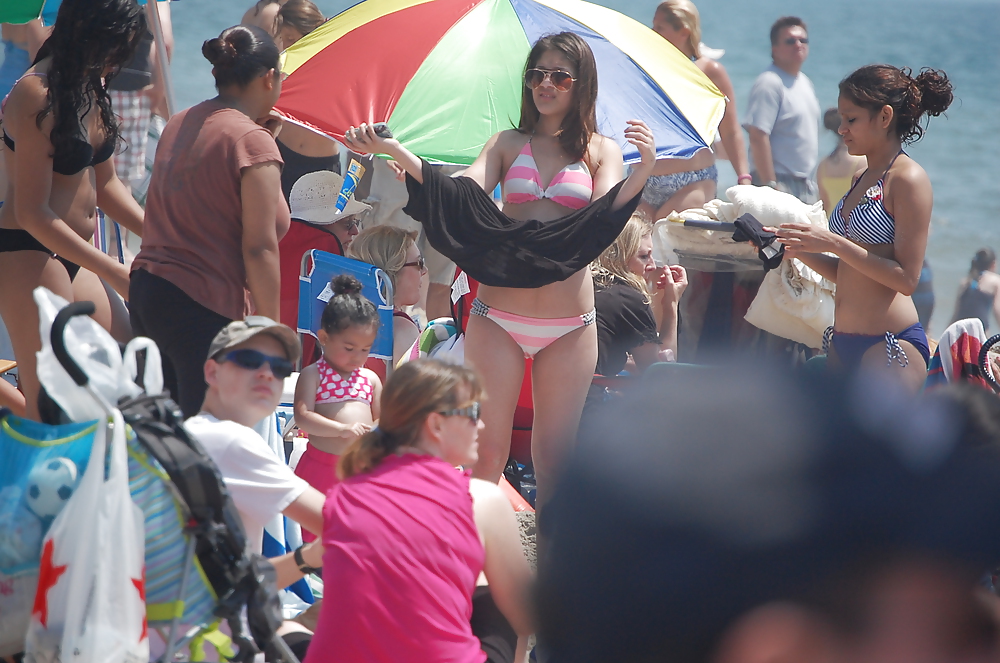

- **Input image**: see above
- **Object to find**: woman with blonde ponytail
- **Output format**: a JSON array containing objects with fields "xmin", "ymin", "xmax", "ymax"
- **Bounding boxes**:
[{"xmin": 307, "ymin": 359, "xmax": 533, "ymax": 663}]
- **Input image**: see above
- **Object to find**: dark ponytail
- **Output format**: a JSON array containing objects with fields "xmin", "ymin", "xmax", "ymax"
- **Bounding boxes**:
[
  {"xmin": 839, "ymin": 64, "xmax": 953, "ymax": 144},
  {"xmin": 202, "ymin": 25, "xmax": 280, "ymax": 90},
  {"xmin": 320, "ymin": 275, "xmax": 379, "ymax": 334},
  {"xmin": 970, "ymin": 248, "xmax": 996, "ymax": 279}
]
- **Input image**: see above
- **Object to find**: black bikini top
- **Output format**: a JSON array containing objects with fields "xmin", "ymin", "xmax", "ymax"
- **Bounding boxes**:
[{"xmin": 2, "ymin": 127, "xmax": 115, "ymax": 176}]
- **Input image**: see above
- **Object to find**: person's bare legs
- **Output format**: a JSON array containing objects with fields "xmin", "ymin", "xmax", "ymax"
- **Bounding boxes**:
[
  {"xmin": 636, "ymin": 179, "xmax": 718, "ymax": 221},
  {"xmin": 530, "ymin": 323, "xmax": 598, "ymax": 507},
  {"xmin": 0, "ymin": 252, "xmax": 74, "ymax": 421},
  {"xmin": 465, "ymin": 314, "xmax": 525, "ymax": 483},
  {"xmin": 72, "ymin": 268, "xmax": 132, "ymax": 343},
  {"xmin": 859, "ymin": 339, "xmax": 928, "ymax": 394}
]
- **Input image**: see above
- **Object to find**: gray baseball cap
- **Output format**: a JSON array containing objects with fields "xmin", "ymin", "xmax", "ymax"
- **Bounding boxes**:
[{"xmin": 207, "ymin": 316, "xmax": 301, "ymax": 364}]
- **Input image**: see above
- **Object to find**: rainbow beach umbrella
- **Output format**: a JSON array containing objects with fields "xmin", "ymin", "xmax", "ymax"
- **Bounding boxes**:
[{"xmin": 277, "ymin": 0, "xmax": 727, "ymax": 165}]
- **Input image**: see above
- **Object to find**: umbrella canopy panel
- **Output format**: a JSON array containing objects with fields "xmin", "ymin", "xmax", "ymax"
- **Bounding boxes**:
[{"xmin": 278, "ymin": 0, "xmax": 726, "ymax": 166}]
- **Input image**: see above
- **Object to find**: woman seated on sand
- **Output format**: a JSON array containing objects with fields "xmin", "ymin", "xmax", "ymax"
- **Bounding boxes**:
[
  {"xmin": 776, "ymin": 64, "xmax": 953, "ymax": 392},
  {"xmin": 303, "ymin": 359, "xmax": 533, "ymax": 663},
  {"xmin": 593, "ymin": 214, "xmax": 688, "ymax": 377}
]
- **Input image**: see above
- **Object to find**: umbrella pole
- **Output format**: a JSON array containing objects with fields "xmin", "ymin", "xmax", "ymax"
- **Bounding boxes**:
[{"xmin": 146, "ymin": 0, "xmax": 176, "ymax": 118}]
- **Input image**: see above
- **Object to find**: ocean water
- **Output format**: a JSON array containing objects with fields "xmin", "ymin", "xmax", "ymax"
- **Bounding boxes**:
[{"xmin": 167, "ymin": 0, "xmax": 999, "ymax": 336}]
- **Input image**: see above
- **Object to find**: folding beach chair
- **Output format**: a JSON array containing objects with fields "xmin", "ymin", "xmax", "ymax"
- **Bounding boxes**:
[{"xmin": 297, "ymin": 249, "xmax": 394, "ymax": 370}]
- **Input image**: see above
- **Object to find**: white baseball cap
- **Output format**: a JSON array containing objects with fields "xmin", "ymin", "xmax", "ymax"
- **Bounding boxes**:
[{"xmin": 289, "ymin": 170, "xmax": 372, "ymax": 225}]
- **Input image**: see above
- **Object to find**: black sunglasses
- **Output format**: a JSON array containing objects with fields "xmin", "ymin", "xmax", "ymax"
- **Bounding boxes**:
[
  {"xmin": 783, "ymin": 37, "xmax": 809, "ymax": 45},
  {"xmin": 524, "ymin": 68, "xmax": 576, "ymax": 91},
  {"xmin": 439, "ymin": 402, "xmax": 481, "ymax": 423},
  {"xmin": 219, "ymin": 349, "xmax": 294, "ymax": 379}
]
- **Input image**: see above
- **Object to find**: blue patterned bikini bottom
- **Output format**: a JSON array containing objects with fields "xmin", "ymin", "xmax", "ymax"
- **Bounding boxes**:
[{"xmin": 641, "ymin": 164, "xmax": 718, "ymax": 209}]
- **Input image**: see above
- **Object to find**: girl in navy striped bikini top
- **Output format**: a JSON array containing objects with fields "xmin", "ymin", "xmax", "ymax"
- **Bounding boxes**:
[{"xmin": 828, "ymin": 151, "xmax": 904, "ymax": 245}]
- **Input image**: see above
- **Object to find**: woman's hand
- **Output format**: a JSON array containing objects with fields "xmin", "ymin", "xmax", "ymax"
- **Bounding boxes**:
[
  {"xmin": 625, "ymin": 119, "xmax": 656, "ymax": 172},
  {"xmin": 344, "ymin": 123, "xmax": 399, "ymax": 157},
  {"xmin": 386, "ymin": 160, "xmax": 406, "ymax": 182},
  {"xmin": 775, "ymin": 223, "xmax": 841, "ymax": 256},
  {"xmin": 106, "ymin": 263, "xmax": 132, "ymax": 301},
  {"xmin": 653, "ymin": 264, "xmax": 688, "ymax": 305},
  {"xmin": 256, "ymin": 109, "xmax": 285, "ymax": 139}
]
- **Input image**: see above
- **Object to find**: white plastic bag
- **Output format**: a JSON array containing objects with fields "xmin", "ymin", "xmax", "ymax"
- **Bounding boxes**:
[
  {"xmin": 34, "ymin": 288, "xmax": 163, "ymax": 420},
  {"xmin": 24, "ymin": 409, "xmax": 148, "ymax": 663}
]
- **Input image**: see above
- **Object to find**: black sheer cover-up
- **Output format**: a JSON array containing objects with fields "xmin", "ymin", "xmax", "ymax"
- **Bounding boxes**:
[{"xmin": 403, "ymin": 159, "xmax": 641, "ymax": 288}]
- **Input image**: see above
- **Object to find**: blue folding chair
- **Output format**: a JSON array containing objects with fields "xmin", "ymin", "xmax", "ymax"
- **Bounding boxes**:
[{"xmin": 297, "ymin": 249, "xmax": 394, "ymax": 369}]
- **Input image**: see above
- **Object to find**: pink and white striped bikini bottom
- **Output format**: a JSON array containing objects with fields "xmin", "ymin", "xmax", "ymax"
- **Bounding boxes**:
[{"xmin": 470, "ymin": 297, "xmax": 596, "ymax": 358}]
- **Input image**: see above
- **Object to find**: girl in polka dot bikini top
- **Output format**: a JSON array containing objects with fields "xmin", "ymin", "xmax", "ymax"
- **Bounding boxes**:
[{"xmin": 293, "ymin": 276, "xmax": 383, "ymax": 531}]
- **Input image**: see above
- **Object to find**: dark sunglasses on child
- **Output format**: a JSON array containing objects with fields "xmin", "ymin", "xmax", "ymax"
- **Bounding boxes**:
[
  {"xmin": 219, "ymin": 349, "xmax": 294, "ymax": 379},
  {"xmin": 524, "ymin": 68, "xmax": 576, "ymax": 91},
  {"xmin": 438, "ymin": 402, "xmax": 481, "ymax": 423}
]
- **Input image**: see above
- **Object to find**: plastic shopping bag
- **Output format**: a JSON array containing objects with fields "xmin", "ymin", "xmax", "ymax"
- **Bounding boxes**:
[{"xmin": 24, "ymin": 410, "xmax": 148, "ymax": 663}]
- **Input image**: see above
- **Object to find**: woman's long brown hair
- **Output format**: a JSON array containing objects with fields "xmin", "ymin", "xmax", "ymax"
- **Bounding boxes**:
[{"xmin": 517, "ymin": 32, "xmax": 599, "ymax": 164}]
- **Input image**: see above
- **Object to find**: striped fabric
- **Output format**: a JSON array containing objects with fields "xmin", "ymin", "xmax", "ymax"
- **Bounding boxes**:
[
  {"xmin": 471, "ymin": 297, "xmax": 595, "ymax": 357},
  {"xmin": 503, "ymin": 140, "xmax": 593, "ymax": 210},
  {"xmin": 127, "ymin": 438, "xmax": 216, "ymax": 630},
  {"xmin": 828, "ymin": 178, "xmax": 896, "ymax": 245}
]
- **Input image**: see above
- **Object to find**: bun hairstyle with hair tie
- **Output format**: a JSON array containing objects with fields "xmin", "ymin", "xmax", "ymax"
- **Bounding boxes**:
[
  {"xmin": 320, "ymin": 275, "xmax": 380, "ymax": 335},
  {"xmin": 338, "ymin": 360, "xmax": 484, "ymax": 478},
  {"xmin": 839, "ymin": 64, "xmax": 954, "ymax": 144},
  {"xmin": 202, "ymin": 25, "xmax": 280, "ymax": 90}
]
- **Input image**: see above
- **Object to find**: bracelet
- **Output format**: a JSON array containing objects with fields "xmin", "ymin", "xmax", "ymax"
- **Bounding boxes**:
[
  {"xmin": 294, "ymin": 545, "xmax": 321, "ymax": 575},
  {"xmin": 737, "ymin": 173, "xmax": 752, "ymax": 183}
]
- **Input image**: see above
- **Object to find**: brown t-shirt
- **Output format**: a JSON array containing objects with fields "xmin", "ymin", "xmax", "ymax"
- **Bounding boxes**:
[{"xmin": 133, "ymin": 100, "xmax": 288, "ymax": 320}]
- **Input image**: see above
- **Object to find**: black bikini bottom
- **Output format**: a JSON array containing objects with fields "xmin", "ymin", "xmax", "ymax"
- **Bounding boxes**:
[{"xmin": 0, "ymin": 227, "xmax": 81, "ymax": 280}]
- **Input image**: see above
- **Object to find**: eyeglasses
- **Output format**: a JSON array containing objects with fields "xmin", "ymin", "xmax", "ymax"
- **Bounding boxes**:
[
  {"xmin": 524, "ymin": 68, "xmax": 577, "ymax": 91},
  {"xmin": 219, "ymin": 349, "xmax": 294, "ymax": 379},
  {"xmin": 402, "ymin": 257, "xmax": 426, "ymax": 272},
  {"xmin": 335, "ymin": 218, "xmax": 360, "ymax": 231},
  {"xmin": 438, "ymin": 402, "xmax": 481, "ymax": 423},
  {"xmin": 783, "ymin": 37, "xmax": 809, "ymax": 45}
]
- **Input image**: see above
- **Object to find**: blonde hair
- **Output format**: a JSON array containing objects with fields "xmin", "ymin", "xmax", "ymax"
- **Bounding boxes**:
[
  {"xmin": 592, "ymin": 214, "xmax": 653, "ymax": 296},
  {"xmin": 338, "ymin": 360, "xmax": 484, "ymax": 478},
  {"xmin": 348, "ymin": 225, "xmax": 418, "ymax": 295},
  {"xmin": 655, "ymin": 0, "xmax": 702, "ymax": 59},
  {"xmin": 277, "ymin": 0, "xmax": 324, "ymax": 38}
]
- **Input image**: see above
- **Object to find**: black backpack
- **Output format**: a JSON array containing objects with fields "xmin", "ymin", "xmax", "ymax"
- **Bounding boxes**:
[{"xmin": 118, "ymin": 393, "xmax": 290, "ymax": 663}]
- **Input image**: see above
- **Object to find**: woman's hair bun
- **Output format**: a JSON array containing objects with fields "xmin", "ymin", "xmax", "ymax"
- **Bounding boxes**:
[
  {"xmin": 331, "ymin": 274, "xmax": 364, "ymax": 296},
  {"xmin": 202, "ymin": 36, "xmax": 237, "ymax": 67},
  {"xmin": 914, "ymin": 68, "xmax": 953, "ymax": 117}
]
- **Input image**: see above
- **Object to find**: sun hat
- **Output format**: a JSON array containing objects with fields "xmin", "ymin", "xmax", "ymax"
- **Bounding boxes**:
[
  {"xmin": 207, "ymin": 316, "xmax": 301, "ymax": 363},
  {"xmin": 289, "ymin": 170, "xmax": 372, "ymax": 224}
]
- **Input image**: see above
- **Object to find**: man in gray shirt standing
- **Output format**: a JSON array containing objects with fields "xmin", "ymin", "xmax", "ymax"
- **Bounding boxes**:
[{"xmin": 744, "ymin": 16, "xmax": 821, "ymax": 203}]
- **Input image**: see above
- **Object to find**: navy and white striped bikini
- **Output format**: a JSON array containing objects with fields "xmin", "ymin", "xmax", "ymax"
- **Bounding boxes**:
[{"xmin": 823, "ymin": 151, "xmax": 930, "ymax": 369}]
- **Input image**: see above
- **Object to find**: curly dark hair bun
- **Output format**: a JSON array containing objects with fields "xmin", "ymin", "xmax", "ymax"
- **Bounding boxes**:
[
  {"xmin": 914, "ymin": 68, "xmax": 953, "ymax": 117},
  {"xmin": 202, "ymin": 25, "xmax": 280, "ymax": 90},
  {"xmin": 331, "ymin": 274, "xmax": 364, "ymax": 296},
  {"xmin": 839, "ymin": 64, "xmax": 953, "ymax": 144}
]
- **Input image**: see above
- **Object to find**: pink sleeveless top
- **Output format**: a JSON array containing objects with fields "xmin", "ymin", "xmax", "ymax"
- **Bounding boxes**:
[
  {"xmin": 315, "ymin": 357, "xmax": 374, "ymax": 405},
  {"xmin": 305, "ymin": 454, "xmax": 486, "ymax": 663}
]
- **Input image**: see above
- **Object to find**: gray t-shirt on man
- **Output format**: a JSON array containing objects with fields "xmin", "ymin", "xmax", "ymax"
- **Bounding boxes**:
[{"xmin": 743, "ymin": 64, "xmax": 821, "ymax": 181}]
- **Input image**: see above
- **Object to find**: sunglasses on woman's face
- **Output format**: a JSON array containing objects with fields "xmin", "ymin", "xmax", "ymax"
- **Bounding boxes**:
[
  {"xmin": 402, "ymin": 257, "xmax": 426, "ymax": 272},
  {"xmin": 219, "ymin": 349, "xmax": 294, "ymax": 379},
  {"xmin": 439, "ymin": 402, "xmax": 482, "ymax": 423},
  {"xmin": 524, "ymin": 68, "xmax": 576, "ymax": 91}
]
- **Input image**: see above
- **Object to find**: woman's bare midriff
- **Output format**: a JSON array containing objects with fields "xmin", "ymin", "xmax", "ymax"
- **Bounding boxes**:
[
  {"xmin": 833, "ymin": 241, "xmax": 919, "ymax": 334},
  {"xmin": 0, "ymin": 167, "xmax": 98, "ymax": 237},
  {"xmin": 309, "ymin": 399, "xmax": 375, "ymax": 455},
  {"xmin": 477, "ymin": 196, "xmax": 597, "ymax": 317},
  {"xmin": 650, "ymin": 147, "xmax": 714, "ymax": 177}
]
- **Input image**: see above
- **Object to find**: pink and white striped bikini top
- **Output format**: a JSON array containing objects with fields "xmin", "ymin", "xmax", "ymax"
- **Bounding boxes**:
[
  {"xmin": 503, "ymin": 140, "xmax": 593, "ymax": 210},
  {"xmin": 316, "ymin": 357, "xmax": 374, "ymax": 405}
]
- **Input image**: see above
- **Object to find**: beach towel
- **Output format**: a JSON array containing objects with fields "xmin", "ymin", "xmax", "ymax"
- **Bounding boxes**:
[{"xmin": 925, "ymin": 318, "xmax": 993, "ymax": 389}]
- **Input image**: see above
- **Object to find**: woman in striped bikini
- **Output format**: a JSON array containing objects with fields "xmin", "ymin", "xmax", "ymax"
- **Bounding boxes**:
[
  {"xmin": 346, "ymin": 32, "xmax": 655, "ymax": 504},
  {"xmin": 776, "ymin": 64, "xmax": 953, "ymax": 392}
]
